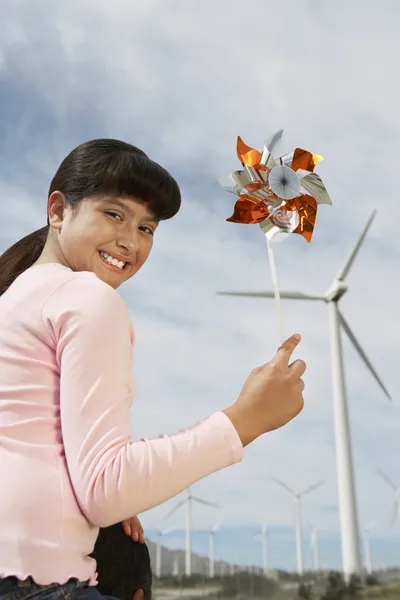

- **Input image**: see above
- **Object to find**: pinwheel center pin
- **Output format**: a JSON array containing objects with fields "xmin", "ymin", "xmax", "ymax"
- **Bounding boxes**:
[{"xmin": 269, "ymin": 165, "xmax": 301, "ymax": 200}]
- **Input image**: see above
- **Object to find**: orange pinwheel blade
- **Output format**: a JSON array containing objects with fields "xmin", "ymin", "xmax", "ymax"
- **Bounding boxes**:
[
  {"xmin": 237, "ymin": 137, "xmax": 263, "ymax": 168},
  {"xmin": 291, "ymin": 148, "xmax": 323, "ymax": 173},
  {"xmin": 286, "ymin": 195, "xmax": 318, "ymax": 243},
  {"xmin": 226, "ymin": 195, "xmax": 271, "ymax": 224}
]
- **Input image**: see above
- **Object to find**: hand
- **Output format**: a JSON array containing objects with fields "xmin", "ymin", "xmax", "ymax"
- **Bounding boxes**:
[
  {"xmin": 121, "ymin": 515, "xmax": 145, "ymax": 544},
  {"xmin": 223, "ymin": 334, "xmax": 305, "ymax": 447}
]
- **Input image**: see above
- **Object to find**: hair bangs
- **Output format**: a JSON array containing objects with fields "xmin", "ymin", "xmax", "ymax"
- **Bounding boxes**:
[{"xmin": 85, "ymin": 151, "xmax": 181, "ymax": 221}]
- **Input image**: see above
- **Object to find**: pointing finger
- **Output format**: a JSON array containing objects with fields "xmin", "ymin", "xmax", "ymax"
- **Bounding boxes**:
[{"xmin": 275, "ymin": 334, "xmax": 301, "ymax": 366}]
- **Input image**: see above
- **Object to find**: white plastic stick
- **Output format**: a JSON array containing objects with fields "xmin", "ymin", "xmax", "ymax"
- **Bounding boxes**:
[{"xmin": 266, "ymin": 237, "xmax": 286, "ymax": 344}]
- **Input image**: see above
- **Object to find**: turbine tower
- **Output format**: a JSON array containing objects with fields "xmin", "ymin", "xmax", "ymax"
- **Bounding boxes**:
[
  {"xmin": 208, "ymin": 520, "xmax": 222, "ymax": 578},
  {"xmin": 217, "ymin": 210, "xmax": 391, "ymax": 579},
  {"xmin": 163, "ymin": 487, "xmax": 218, "ymax": 577},
  {"xmin": 253, "ymin": 524, "xmax": 269, "ymax": 575},
  {"xmin": 362, "ymin": 522, "xmax": 375, "ymax": 575},
  {"xmin": 272, "ymin": 477, "xmax": 324, "ymax": 575},
  {"xmin": 306, "ymin": 520, "xmax": 321, "ymax": 572},
  {"xmin": 155, "ymin": 527, "xmax": 176, "ymax": 579},
  {"xmin": 172, "ymin": 554, "xmax": 179, "ymax": 577}
]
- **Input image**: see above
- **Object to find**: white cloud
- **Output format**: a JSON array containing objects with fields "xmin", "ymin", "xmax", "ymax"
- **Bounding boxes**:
[{"xmin": 1, "ymin": 0, "xmax": 399, "ymax": 570}]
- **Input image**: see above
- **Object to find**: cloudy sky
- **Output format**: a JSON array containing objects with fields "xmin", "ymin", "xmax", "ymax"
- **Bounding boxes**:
[{"xmin": 1, "ymin": 0, "xmax": 399, "ymax": 572}]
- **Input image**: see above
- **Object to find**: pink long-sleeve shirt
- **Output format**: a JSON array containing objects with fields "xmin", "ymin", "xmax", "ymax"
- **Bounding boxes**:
[{"xmin": 0, "ymin": 263, "xmax": 243, "ymax": 586}]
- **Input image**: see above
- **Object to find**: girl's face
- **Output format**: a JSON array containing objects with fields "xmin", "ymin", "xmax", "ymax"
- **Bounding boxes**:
[{"xmin": 48, "ymin": 193, "xmax": 158, "ymax": 288}]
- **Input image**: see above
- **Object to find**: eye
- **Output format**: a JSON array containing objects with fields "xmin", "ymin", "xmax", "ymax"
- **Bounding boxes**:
[
  {"xmin": 105, "ymin": 211, "xmax": 123, "ymax": 222},
  {"xmin": 140, "ymin": 226, "xmax": 154, "ymax": 236}
]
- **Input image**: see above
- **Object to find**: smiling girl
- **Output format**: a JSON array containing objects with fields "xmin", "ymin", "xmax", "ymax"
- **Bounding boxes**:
[{"xmin": 0, "ymin": 139, "xmax": 305, "ymax": 600}]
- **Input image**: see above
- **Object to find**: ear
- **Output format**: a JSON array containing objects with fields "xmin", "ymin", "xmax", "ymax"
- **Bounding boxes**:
[
  {"xmin": 48, "ymin": 191, "xmax": 68, "ymax": 231},
  {"xmin": 132, "ymin": 588, "xmax": 144, "ymax": 600}
]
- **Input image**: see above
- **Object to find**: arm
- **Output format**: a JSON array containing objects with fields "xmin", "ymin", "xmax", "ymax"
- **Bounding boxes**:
[{"xmin": 43, "ymin": 274, "xmax": 243, "ymax": 527}]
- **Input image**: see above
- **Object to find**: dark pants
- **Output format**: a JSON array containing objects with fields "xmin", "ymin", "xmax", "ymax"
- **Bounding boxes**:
[{"xmin": 0, "ymin": 576, "xmax": 119, "ymax": 600}]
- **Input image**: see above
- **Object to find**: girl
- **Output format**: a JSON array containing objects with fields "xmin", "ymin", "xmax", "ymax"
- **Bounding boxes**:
[{"xmin": 0, "ymin": 139, "xmax": 305, "ymax": 600}]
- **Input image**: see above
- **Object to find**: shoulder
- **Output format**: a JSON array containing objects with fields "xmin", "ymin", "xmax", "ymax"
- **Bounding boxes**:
[{"xmin": 42, "ymin": 270, "xmax": 131, "ymax": 331}]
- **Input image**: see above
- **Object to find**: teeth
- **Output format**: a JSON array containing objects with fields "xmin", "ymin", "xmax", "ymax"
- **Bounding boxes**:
[{"xmin": 100, "ymin": 251, "xmax": 126, "ymax": 270}]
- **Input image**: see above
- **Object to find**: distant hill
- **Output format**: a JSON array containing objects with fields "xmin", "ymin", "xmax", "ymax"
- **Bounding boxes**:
[{"xmin": 145, "ymin": 539, "xmax": 250, "ymax": 577}]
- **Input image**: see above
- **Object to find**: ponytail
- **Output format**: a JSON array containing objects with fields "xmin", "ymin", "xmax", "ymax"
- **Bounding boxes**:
[{"xmin": 0, "ymin": 226, "xmax": 49, "ymax": 296}]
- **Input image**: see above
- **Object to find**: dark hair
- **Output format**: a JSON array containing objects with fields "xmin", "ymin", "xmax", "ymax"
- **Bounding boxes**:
[
  {"xmin": 0, "ymin": 138, "xmax": 181, "ymax": 295},
  {"xmin": 90, "ymin": 523, "xmax": 152, "ymax": 600}
]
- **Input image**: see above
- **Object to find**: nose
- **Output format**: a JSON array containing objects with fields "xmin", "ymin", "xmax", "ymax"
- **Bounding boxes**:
[{"xmin": 116, "ymin": 232, "xmax": 139, "ymax": 257}]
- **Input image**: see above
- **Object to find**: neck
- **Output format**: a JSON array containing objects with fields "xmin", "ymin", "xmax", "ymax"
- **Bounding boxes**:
[{"xmin": 32, "ymin": 237, "xmax": 69, "ymax": 269}]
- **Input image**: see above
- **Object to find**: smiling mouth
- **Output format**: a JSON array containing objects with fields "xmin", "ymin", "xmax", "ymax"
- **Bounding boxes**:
[{"xmin": 98, "ymin": 251, "xmax": 129, "ymax": 272}]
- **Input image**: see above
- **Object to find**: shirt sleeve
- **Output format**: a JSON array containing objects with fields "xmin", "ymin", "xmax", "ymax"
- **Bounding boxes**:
[{"xmin": 41, "ymin": 274, "xmax": 243, "ymax": 527}]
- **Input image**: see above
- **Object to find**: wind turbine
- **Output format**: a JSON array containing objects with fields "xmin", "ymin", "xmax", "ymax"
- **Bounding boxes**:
[
  {"xmin": 253, "ymin": 524, "xmax": 269, "ymax": 575},
  {"xmin": 272, "ymin": 477, "xmax": 324, "ymax": 575},
  {"xmin": 163, "ymin": 487, "xmax": 218, "ymax": 577},
  {"xmin": 208, "ymin": 520, "xmax": 222, "ymax": 578},
  {"xmin": 172, "ymin": 553, "xmax": 179, "ymax": 577},
  {"xmin": 155, "ymin": 527, "xmax": 176, "ymax": 579},
  {"xmin": 217, "ymin": 210, "xmax": 391, "ymax": 580},
  {"xmin": 195, "ymin": 519, "xmax": 222, "ymax": 578},
  {"xmin": 377, "ymin": 470, "xmax": 400, "ymax": 526},
  {"xmin": 362, "ymin": 522, "xmax": 375, "ymax": 575},
  {"xmin": 306, "ymin": 519, "xmax": 320, "ymax": 572}
]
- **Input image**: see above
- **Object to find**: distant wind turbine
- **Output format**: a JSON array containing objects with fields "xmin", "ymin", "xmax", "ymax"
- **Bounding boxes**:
[
  {"xmin": 363, "ymin": 522, "xmax": 375, "ymax": 575},
  {"xmin": 163, "ymin": 487, "xmax": 218, "ymax": 577},
  {"xmin": 172, "ymin": 554, "xmax": 179, "ymax": 577},
  {"xmin": 253, "ymin": 524, "xmax": 269, "ymax": 575},
  {"xmin": 196, "ymin": 519, "xmax": 222, "ymax": 578},
  {"xmin": 306, "ymin": 519, "xmax": 321, "ymax": 572},
  {"xmin": 377, "ymin": 469, "xmax": 400, "ymax": 526},
  {"xmin": 208, "ymin": 520, "xmax": 222, "ymax": 578},
  {"xmin": 272, "ymin": 476, "xmax": 324, "ymax": 575},
  {"xmin": 217, "ymin": 210, "xmax": 391, "ymax": 580},
  {"xmin": 155, "ymin": 527, "xmax": 176, "ymax": 579}
]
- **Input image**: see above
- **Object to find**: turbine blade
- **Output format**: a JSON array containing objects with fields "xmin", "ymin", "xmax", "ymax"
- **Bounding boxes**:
[
  {"xmin": 217, "ymin": 291, "xmax": 324, "ymax": 301},
  {"xmin": 271, "ymin": 475, "xmax": 295, "ymax": 495},
  {"xmin": 192, "ymin": 496, "xmax": 219, "ymax": 509},
  {"xmin": 300, "ymin": 481, "xmax": 325, "ymax": 497},
  {"xmin": 377, "ymin": 469, "xmax": 398, "ymax": 492},
  {"xmin": 336, "ymin": 210, "xmax": 377, "ymax": 281},
  {"xmin": 163, "ymin": 499, "xmax": 186, "ymax": 521},
  {"xmin": 339, "ymin": 311, "xmax": 392, "ymax": 401}
]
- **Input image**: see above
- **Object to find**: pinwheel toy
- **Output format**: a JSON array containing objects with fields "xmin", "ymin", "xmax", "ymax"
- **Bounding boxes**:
[{"xmin": 221, "ymin": 129, "xmax": 332, "ymax": 342}]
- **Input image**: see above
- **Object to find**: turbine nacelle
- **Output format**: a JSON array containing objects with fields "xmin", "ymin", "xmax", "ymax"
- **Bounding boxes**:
[{"xmin": 324, "ymin": 279, "xmax": 348, "ymax": 303}]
